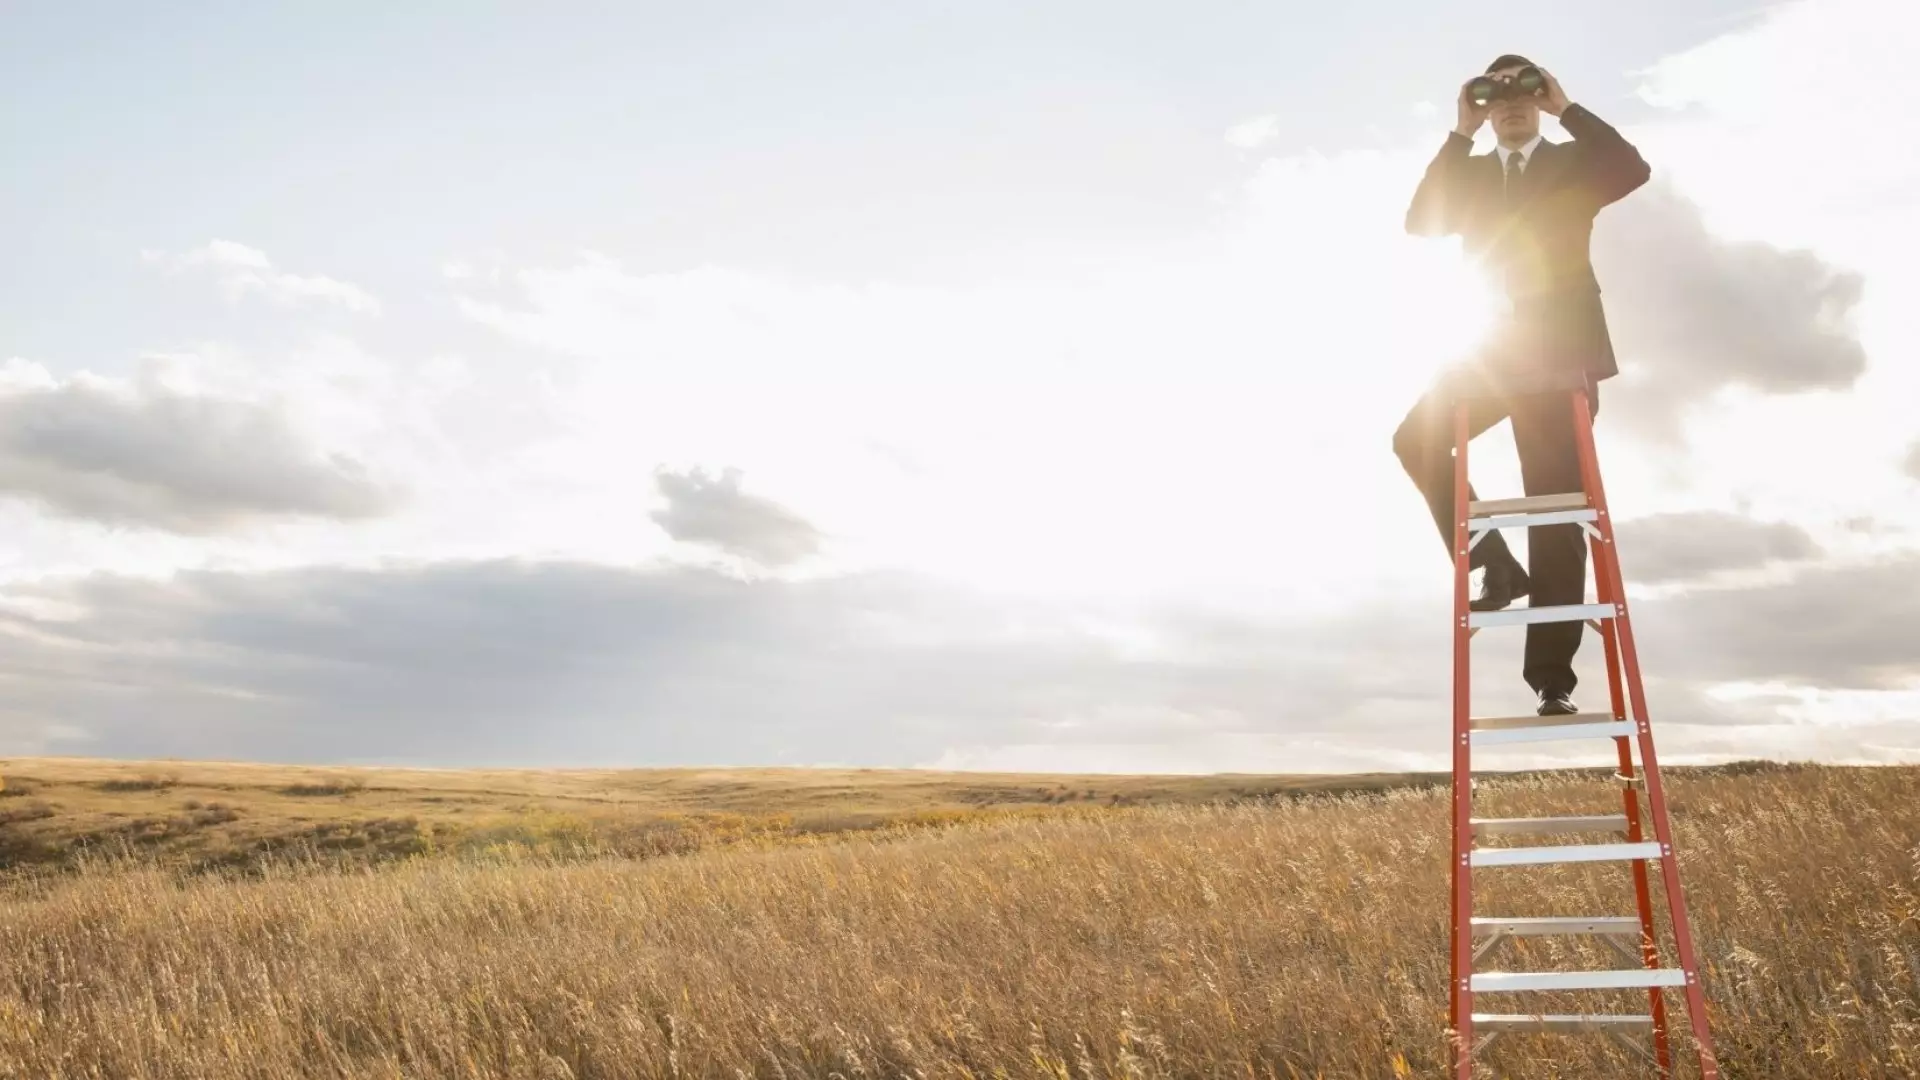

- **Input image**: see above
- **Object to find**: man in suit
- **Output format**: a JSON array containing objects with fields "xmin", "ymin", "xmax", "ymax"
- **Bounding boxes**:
[{"xmin": 1393, "ymin": 55, "xmax": 1651, "ymax": 716}]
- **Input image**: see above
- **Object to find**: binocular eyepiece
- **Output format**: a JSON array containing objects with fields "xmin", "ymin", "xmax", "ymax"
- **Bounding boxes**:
[{"xmin": 1469, "ymin": 66, "xmax": 1546, "ymax": 106}]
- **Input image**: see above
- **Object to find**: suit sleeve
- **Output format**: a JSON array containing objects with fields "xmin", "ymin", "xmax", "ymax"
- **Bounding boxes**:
[
  {"xmin": 1559, "ymin": 103, "xmax": 1651, "ymax": 208},
  {"xmin": 1404, "ymin": 131, "xmax": 1476, "ymax": 236}
]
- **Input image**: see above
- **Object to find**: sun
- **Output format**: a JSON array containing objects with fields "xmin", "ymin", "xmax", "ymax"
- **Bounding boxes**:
[{"xmin": 1391, "ymin": 241, "xmax": 1507, "ymax": 384}]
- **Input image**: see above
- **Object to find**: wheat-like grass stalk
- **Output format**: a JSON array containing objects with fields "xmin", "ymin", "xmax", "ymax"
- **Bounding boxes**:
[{"xmin": 0, "ymin": 763, "xmax": 1910, "ymax": 1078}]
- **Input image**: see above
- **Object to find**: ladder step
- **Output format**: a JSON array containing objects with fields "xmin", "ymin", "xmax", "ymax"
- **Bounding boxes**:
[
  {"xmin": 1471, "ymin": 916, "xmax": 1643, "ymax": 937},
  {"xmin": 1468, "ymin": 602, "xmax": 1616, "ymax": 629},
  {"xmin": 1471, "ymin": 1013, "xmax": 1656, "ymax": 1033},
  {"xmin": 1469, "ymin": 507, "xmax": 1599, "ymax": 535},
  {"xmin": 1472, "ymin": 840, "xmax": 1663, "ymax": 868},
  {"xmin": 1468, "ymin": 493, "xmax": 1590, "ymax": 517},
  {"xmin": 1472, "ymin": 815, "xmax": 1629, "ymax": 837},
  {"xmin": 1472, "ymin": 720, "xmax": 1636, "ymax": 746},
  {"xmin": 1473, "ymin": 969, "xmax": 1687, "ymax": 992}
]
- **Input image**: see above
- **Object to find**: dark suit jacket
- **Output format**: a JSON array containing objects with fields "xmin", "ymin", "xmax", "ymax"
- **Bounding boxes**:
[{"xmin": 1406, "ymin": 105, "xmax": 1650, "ymax": 384}]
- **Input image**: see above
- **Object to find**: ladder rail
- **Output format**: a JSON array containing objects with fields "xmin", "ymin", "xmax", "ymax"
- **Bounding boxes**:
[
  {"xmin": 1448, "ymin": 401, "xmax": 1476, "ymax": 1072},
  {"xmin": 1570, "ymin": 390, "xmax": 1721, "ymax": 1078},
  {"xmin": 1589, "ymin": 521, "xmax": 1674, "ymax": 1072}
]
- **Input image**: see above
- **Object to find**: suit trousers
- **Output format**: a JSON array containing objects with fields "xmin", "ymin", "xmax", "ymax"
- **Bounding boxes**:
[{"xmin": 1392, "ymin": 361, "xmax": 1598, "ymax": 696}]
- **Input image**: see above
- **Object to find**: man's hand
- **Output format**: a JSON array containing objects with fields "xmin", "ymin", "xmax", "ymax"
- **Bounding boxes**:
[
  {"xmin": 1454, "ymin": 78, "xmax": 1490, "ymax": 138},
  {"xmin": 1536, "ymin": 68, "xmax": 1572, "ymax": 117}
]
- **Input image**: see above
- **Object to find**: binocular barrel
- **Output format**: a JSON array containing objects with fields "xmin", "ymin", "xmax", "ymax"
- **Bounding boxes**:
[{"xmin": 1469, "ymin": 66, "xmax": 1546, "ymax": 106}]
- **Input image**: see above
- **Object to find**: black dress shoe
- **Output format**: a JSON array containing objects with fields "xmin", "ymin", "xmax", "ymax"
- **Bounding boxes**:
[
  {"xmin": 1537, "ymin": 690, "xmax": 1578, "ymax": 716},
  {"xmin": 1470, "ymin": 560, "xmax": 1532, "ymax": 612}
]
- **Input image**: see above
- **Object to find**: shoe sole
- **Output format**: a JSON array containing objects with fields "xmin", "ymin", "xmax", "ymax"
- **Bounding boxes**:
[{"xmin": 1469, "ymin": 591, "xmax": 1532, "ymax": 613}]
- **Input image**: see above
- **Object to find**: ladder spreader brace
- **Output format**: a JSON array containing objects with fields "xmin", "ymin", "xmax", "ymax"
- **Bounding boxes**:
[{"xmin": 1446, "ymin": 386, "xmax": 1720, "ymax": 1078}]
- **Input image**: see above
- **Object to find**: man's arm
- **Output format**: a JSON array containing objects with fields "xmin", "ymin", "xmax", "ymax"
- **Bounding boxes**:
[
  {"xmin": 1533, "ymin": 70, "xmax": 1650, "ymax": 208},
  {"xmin": 1408, "ymin": 81, "xmax": 1491, "ymax": 236},
  {"xmin": 1560, "ymin": 103, "xmax": 1652, "ymax": 207},
  {"xmin": 1405, "ymin": 131, "xmax": 1477, "ymax": 236}
]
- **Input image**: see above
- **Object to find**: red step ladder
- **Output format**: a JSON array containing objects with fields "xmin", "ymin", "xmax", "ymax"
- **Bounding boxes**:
[{"xmin": 1445, "ymin": 384, "xmax": 1718, "ymax": 1077}]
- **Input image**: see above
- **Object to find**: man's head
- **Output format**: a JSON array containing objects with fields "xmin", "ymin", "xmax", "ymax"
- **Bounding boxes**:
[{"xmin": 1484, "ymin": 53, "xmax": 1541, "ymax": 144}]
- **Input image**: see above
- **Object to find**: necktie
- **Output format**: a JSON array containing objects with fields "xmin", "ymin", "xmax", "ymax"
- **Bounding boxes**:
[{"xmin": 1504, "ymin": 151, "xmax": 1526, "ymax": 207}]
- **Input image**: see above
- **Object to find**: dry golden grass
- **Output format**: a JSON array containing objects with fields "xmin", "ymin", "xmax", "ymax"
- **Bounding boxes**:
[
  {"xmin": 0, "ymin": 756, "xmax": 1447, "ymax": 873},
  {"xmin": 0, "ymin": 760, "xmax": 1911, "ymax": 1078}
]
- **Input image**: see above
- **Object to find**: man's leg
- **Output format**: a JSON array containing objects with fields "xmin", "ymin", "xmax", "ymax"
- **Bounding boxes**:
[
  {"xmin": 1392, "ymin": 364, "xmax": 1520, "ymax": 575},
  {"xmin": 1509, "ymin": 382, "xmax": 1600, "ymax": 700}
]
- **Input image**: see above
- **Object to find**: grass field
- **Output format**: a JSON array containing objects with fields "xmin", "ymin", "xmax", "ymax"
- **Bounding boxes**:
[
  {"xmin": 0, "ymin": 756, "xmax": 1451, "ymax": 873},
  {"xmin": 0, "ymin": 757, "xmax": 1912, "ymax": 1078}
]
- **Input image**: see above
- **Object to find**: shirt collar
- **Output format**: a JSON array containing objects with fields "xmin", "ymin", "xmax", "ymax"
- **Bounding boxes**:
[{"xmin": 1495, "ymin": 134, "xmax": 1543, "ymax": 168}]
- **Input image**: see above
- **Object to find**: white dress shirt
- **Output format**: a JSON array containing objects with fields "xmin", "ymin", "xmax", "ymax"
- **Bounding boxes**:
[{"xmin": 1495, "ymin": 134, "xmax": 1543, "ymax": 174}]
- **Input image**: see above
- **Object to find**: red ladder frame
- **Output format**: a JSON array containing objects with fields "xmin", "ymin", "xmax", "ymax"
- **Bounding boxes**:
[{"xmin": 1447, "ymin": 387, "xmax": 1718, "ymax": 1078}]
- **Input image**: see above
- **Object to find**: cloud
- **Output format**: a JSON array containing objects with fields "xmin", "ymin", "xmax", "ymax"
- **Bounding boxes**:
[
  {"xmin": 1224, "ymin": 115, "xmax": 1279, "ymax": 150},
  {"xmin": 1630, "ymin": 0, "xmax": 1920, "ymax": 233},
  {"xmin": 650, "ymin": 467, "xmax": 822, "ymax": 568},
  {"xmin": 0, "ymin": 547, "xmax": 1913, "ymax": 769},
  {"xmin": 1613, "ymin": 510, "xmax": 1821, "ymax": 585},
  {"xmin": 1905, "ymin": 440, "xmax": 1920, "ymax": 482},
  {"xmin": 143, "ymin": 240, "xmax": 380, "ymax": 314},
  {"xmin": 1591, "ymin": 181, "xmax": 1868, "ymax": 444},
  {"xmin": 1634, "ymin": 552, "xmax": 1920, "ymax": 692},
  {"xmin": 0, "ymin": 360, "xmax": 400, "ymax": 534},
  {"xmin": 2, "ymin": 559, "xmax": 1329, "ymax": 767},
  {"xmin": 0, "ymin": 556, "xmax": 1513, "ymax": 770}
]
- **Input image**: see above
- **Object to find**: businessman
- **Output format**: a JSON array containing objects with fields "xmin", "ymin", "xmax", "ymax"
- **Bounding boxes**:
[{"xmin": 1393, "ymin": 55, "xmax": 1650, "ymax": 716}]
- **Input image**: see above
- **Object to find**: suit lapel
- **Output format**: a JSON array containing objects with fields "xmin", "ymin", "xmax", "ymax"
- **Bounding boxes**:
[{"xmin": 1474, "ymin": 150, "xmax": 1504, "ymax": 223}]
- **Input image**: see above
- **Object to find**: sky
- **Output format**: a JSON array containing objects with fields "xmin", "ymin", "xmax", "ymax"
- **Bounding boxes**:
[{"xmin": 1, "ymin": 0, "xmax": 1916, "ymax": 772}]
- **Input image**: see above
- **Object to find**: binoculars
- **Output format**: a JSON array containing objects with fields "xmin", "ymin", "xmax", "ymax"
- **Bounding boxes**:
[{"xmin": 1468, "ymin": 66, "xmax": 1546, "ymax": 106}]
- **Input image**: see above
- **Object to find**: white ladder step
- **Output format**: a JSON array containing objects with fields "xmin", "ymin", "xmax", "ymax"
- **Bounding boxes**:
[
  {"xmin": 1469, "ymin": 506, "xmax": 1599, "ymax": 535},
  {"xmin": 1472, "ymin": 815, "xmax": 1629, "ymax": 838},
  {"xmin": 1473, "ymin": 969, "xmax": 1687, "ymax": 992},
  {"xmin": 1469, "ymin": 602, "xmax": 1616, "ymax": 629},
  {"xmin": 1472, "ymin": 916, "xmax": 1643, "ymax": 937},
  {"xmin": 1472, "ymin": 840, "xmax": 1663, "ymax": 868},
  {"xmin": 1472, "ymin": 719, "xmax": 1636, "ymax": 746},
  {"xmin": 1472, "ymin": 1013, "xmax": 1655, "ymax": 1033},
  {"xmin": 1469, "ymin": 493, "xmax": 1591, "ymax": 517}
]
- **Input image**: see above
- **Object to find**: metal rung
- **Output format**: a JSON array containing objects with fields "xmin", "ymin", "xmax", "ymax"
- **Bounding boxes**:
[
  {"xmin": 1472, "ymin": 916, "xmax": 1643, "ymax": 937},
  {"xmin": 1469, "ymin": 493, "xmax": 1590, "ymax": 517},
  {"xmin": 1472, "ymin": 720, "xmax": 1637, "ymax": 746},
  {"xmin": 1469, "ymin": 507, "xmax": 1599, "ymax": 535},
  {"xmin": 1473, "ymin": 969, "xmax": 1687, "ymax": 992},
  {"xmin": 1472, "ymin": 1013, "xmax": 1655, "ymax": 1033},
  {"xmin": 1469, "ymin": 602, "xmax": 1616, "ymax": 629},
  {"xmin": 1472, "ymin": 815, "xmax": 1629, "ymax": 837},
  {"xmin": 1472, "ymin": 840, "xmax": 1663, "ymax": 867}
]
